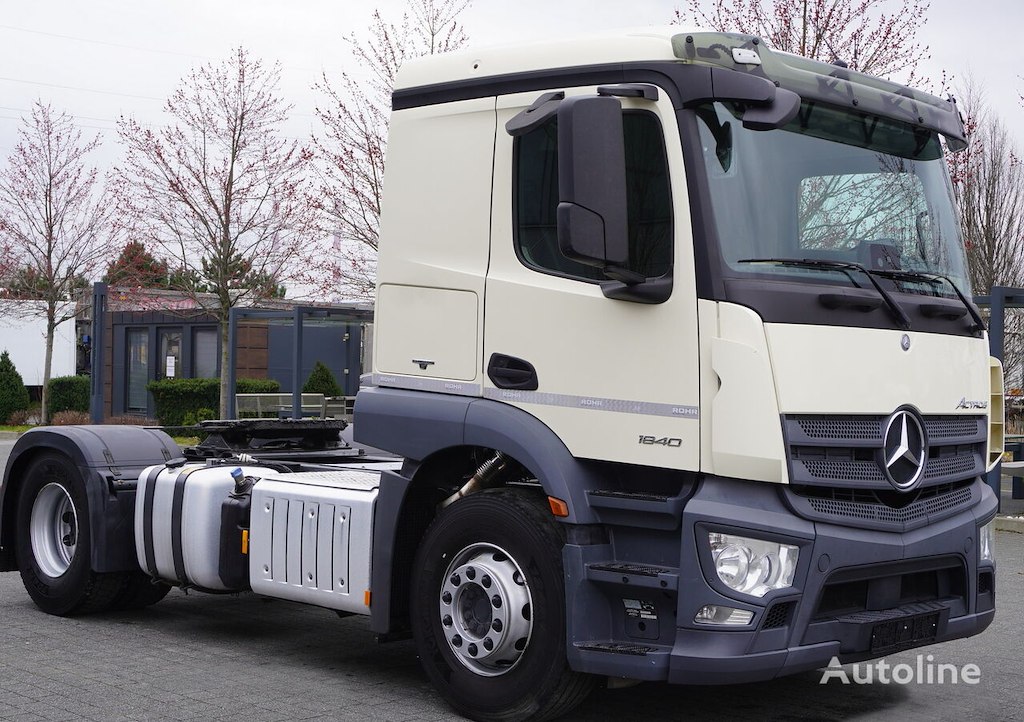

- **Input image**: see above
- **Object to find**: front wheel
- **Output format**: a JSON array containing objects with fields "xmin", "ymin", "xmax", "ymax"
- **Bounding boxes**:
[
  {"xmin": 15, "ymin": 453, "xmax": 125, "ymax": 615},
  {"xmin": 411, "ymin": 488, "xmax": 594, "ymax": 721}
]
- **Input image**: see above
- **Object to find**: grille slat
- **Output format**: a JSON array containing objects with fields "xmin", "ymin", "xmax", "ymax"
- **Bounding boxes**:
[
  {"xmin": 797, "ymin": 418, "xmax": 882, "ymax": 440},
  {"xmin": 790, "ymin": 481, "xmax": 976, "ymax": 530}
]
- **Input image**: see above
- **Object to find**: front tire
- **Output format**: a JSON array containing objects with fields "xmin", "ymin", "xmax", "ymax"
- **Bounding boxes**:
[
  {"xmin": 411, "ymin": 488, "xmax": 594, "ymax": 721},
  {"xmin": 15, "ymin": 453, "xmax": 125, "ymax": 615}
]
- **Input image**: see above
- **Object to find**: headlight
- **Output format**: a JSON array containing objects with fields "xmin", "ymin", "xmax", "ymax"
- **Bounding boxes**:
[
  {"xmin": 979, "ymin": 520, "xmax": 995, "ymax": 563},
  {"xmin": 708, "ymin": 532, "xmax": 799, "ymax": 597}
]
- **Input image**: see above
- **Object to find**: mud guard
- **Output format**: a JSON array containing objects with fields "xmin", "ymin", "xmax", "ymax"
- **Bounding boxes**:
[{"xmin": 0, "ymin": 426, "xmax": 179, "ymax": 573}]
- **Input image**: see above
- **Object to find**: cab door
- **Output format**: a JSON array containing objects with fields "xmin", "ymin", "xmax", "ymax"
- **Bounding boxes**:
[{"xmin": 484, "ymin": 85, "xmax": 700, "ymax": 470}]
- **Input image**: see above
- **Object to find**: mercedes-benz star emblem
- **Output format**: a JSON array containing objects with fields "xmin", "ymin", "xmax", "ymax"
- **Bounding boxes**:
[{"xmin": 882, "ymin": 409, "xmax": 927, "ymax": 491}]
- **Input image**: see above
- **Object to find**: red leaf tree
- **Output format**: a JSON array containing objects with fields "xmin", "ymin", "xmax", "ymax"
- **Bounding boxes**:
[
  {"xmin": 0, "ymin": 101, "xmax": 117, "ymax": 423},
  {"xmin": 313, "ymin": 0, "xmax": 471, "ymax": 299},
  {"xmin": 103, "ymin": 240, "xmax": 171, "ymax": 289},
  {"xmin": 115, "ymin": 48, "xmax": 321, "ymax": 417}
]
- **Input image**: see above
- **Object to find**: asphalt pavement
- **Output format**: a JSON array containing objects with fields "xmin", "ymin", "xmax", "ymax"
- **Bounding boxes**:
[{"xmin": 1, "ymin": 438, "xmax": 1023, "ymax": 720}]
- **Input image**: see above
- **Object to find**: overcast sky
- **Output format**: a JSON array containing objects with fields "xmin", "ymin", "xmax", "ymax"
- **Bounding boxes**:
[{"xmin": 0, "ymin": 0, "xmax": 1020, "ymax": 169}]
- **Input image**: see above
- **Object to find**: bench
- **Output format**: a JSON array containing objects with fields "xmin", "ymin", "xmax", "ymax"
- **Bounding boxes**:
[{"xmin": 235, "ymin": 393, "xmax": 355, "ymax": 421}]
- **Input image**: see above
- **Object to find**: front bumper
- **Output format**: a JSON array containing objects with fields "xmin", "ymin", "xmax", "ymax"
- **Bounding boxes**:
[{"xmin": 566, "ymin": 476, "xmax": 997, "ymax": 683}]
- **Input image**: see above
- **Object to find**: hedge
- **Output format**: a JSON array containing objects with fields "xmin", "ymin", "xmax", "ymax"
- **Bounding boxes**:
[
  {"xmin": 146, "ymin": 377, "xmax": 280, "ymax": 426},
  {"xmin": 48, "ymin": 375, "xmax": 91, "ymax": 414}
]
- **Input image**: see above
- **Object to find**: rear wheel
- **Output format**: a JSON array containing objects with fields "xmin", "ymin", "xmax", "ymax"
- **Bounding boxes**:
[
  {"xmin": 15, "ymin": 453, "xmax": 125, "ymax": 615},
  {"xmin": 411, "ymin": 488, "xmax": 595, "ymax": 721}
]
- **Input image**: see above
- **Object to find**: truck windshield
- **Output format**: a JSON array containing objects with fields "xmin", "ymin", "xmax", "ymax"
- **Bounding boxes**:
[{"xmin": 695, "ymin": 101, "xmax": 969, "ymax": 298}]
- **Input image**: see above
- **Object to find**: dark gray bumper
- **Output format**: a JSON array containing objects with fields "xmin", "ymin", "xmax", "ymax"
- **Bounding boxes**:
[{"xmin": 567, "ymin": 476, "xmax": 997, "ymax": 683}]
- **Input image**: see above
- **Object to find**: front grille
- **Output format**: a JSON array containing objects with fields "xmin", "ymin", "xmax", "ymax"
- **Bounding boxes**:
[{"xmin": 784, "ymin": 414, "xmax": 985, "ymax": 490}]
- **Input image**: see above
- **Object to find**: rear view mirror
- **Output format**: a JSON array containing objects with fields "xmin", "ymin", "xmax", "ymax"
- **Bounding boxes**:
[{"xmin": 556, "ymin": 96, "xmax": 641, "ymax": 284}]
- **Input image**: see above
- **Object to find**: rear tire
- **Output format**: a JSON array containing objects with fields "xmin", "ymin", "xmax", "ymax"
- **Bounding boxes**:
[
  {"xmin": 411, "ymin": 488, "xmax": 595, "ymax": 721},
  {"xmin": 15, "ymin": 453, "xmax": 125, "ymax": 616}
]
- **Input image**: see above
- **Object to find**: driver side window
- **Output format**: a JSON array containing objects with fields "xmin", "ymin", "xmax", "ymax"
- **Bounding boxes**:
[{"xmin": 513, "ymin": 111, "xmax": 673, "ymax": 282}]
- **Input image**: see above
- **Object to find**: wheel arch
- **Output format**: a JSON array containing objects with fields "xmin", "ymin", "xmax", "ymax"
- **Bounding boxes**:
[{"xmin": 355, "ymin": 386, "xmax": 602, "ymax": 524}]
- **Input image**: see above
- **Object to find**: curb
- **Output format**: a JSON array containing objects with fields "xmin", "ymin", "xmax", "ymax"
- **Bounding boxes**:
[
  {"xmin": 0, "ymin": 431, "xmax": 21, "ymax": 440},
  {"xmin": 995, "ymin": 516, "xmax": 1024, "ymax": 534}
]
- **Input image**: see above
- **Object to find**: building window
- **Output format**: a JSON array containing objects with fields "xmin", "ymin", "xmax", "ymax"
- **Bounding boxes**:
[
  {"xmin": 158, "ymin": 328, "xmax": 182, "ymax": 380},
  {"xmin": 194, "ymin": 327, "xmax": 219, "ymax": 378},
  {"xmin": 126, "ymin": 329, "xmax": 149, "ymax": 413}
]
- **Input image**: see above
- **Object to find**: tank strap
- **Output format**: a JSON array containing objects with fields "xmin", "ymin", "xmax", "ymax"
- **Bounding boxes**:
[
  {"xmin": 169, "ymin": 467, "xmax": 198, "ymax": 585},
  {"xmin": 140, "ymin": 466, "xmax": 163, "ymax": 577}
]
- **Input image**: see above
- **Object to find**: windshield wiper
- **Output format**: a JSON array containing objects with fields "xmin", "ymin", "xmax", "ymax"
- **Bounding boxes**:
[
  {"xmin": 738, "ymin": 258, "xmax": 911, "ymax": 329},
  {"xmin": 870, "ymin": 269, "xmax": 985, "ymax": 332}
]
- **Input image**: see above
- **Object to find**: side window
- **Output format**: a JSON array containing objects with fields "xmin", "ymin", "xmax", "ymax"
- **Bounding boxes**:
[{"xmin": 514, "ymin": 111, "xmax": 672, "ymax": 281}]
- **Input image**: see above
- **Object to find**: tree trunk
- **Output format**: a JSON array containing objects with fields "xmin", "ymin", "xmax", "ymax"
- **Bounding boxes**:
[
  {"xmin": 41, "ymin": 304, "xmax": 55, "ymax": 425},
  {"xmin": 219, "ymin": 316, "xmax": 231, "ymax": 419}
]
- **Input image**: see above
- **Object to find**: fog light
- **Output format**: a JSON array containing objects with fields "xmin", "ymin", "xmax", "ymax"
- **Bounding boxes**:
[
  {"xmin": 979, "ymin": 520, "xmax": 995, "ymax": 563},
  {"xmin": 708, "ymin": 532, "xmax": 799, "ymax": 597},
  {"xmin": 694, "ymin": 605, "xmax": 754, "ymax": 626}
]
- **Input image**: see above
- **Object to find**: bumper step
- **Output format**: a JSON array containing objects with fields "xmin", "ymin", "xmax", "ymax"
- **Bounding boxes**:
[
  {"xmin": 576, "ymin": 642, "xmax": 657, "ymax": 656},
  {"xmin": 586, "ymin": 561, "xmax": 679, "ymax": 591}
]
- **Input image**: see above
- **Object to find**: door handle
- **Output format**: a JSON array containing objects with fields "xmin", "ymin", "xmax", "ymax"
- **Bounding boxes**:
[{"xmin": 487, "ymin": 353, "xmax": 539, "ymax": 391}]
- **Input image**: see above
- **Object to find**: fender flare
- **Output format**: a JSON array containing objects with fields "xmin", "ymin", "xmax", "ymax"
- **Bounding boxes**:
[
  {"xmin": 0, "ymin": 426, "xmax": 179, "ymax": 573},
  {"xmin": 354, "ymin": 386, "xmax": 602, "ymax": 524}
]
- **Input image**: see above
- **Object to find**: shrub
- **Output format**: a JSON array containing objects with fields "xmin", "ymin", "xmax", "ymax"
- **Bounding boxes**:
[
  {"xmin": 147, "ymin": 378, "xmax": 218, "ymax": 426},
  {"xmin": 182, "ymin": 407, "xmax": 216, "ymax": 426},
  {"xmin": 6, "ymin": 409, "xmax": 33, "ymax": 426},
  {"xmin": 236, "ymin": 377, "xmax": 281, "ymax": 394},
  {"xmin": 0, "ymin": 350, "xmax": 30, "ymax": 425},
  {"xmin": 50, "ymin": 410, "xmax": 91, "ymax": 426},
  {"xmin": 147, "ymin": 377, "xmax": 281, "ymax": 425},
  {"xmin": 48, "ymin": 375, "xmax": 90, "ymax": 414},
  {"xmin": 302, "ymin": 361, "xmax": 342, "ymax": 397}
]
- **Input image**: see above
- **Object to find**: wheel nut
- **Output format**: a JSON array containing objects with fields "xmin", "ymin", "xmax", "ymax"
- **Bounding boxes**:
[
  {"xmin": 466, "ymin": 567, "xmax": 476, "ymax": 580},
  {"xmin": 483, "ymin": 638, "xmax": 493, "ymax": 651},
  {"xmin": 450, "ymin": 573, "xmax": 461, "ymax": 586},
  {"xmin": 442, "ymin": 591, "xmax": 452, "ymax": 604},
  {"xmin": 492, "ymin": 619, "xmax": 503, "ymax": 632},
  {"xmin": 467, "ymin": 643, "xmax": 478, "ymax": 657},
  {"xmin": 442, "ymin": 615, "xmax": 453, "ymax": 627},
  {"xmin": 452, "ymin": 635, "xmax": 462, "ymax": 648},
  {"xmin": 491, "ymin": 594, "xmax": 502, "ymax": 608},
  {"xmin": 481, "ymin": 575, "xmax": 491, "ymax": 588}
]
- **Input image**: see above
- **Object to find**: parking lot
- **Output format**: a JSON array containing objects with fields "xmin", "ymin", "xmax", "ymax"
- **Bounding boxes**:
[{"xmin": 2, "ymin": 434, "xmax": 1024, "ymax": 721}]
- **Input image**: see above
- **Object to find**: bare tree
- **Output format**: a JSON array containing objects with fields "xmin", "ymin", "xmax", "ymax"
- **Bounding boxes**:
[
  {"xmin": 0, "ymin": 101, "xmax": 115, "ymax": 423},
  {"xmin": 946, "ymin": 81, "xmax": 1024, "ymax": 384},
  {"xmin": 313, "ymin": 0, "xmax": 470, "ymax": 299},
  {"xmin": 673, "ymin": 0, "xmax": 931, "ymax": 83},
  {"xmin": 116, "ymin": 48, "xmax": 320, "ymax": 417},
  {"xmin": 947, "ymin": 87, "xmax": 1024, "ymax": 294}
]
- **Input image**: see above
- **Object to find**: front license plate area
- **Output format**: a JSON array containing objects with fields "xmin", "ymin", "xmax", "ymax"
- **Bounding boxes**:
[{"xmin": 870, "ymin": 611, "xmax": 939, "ymax": 654}]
